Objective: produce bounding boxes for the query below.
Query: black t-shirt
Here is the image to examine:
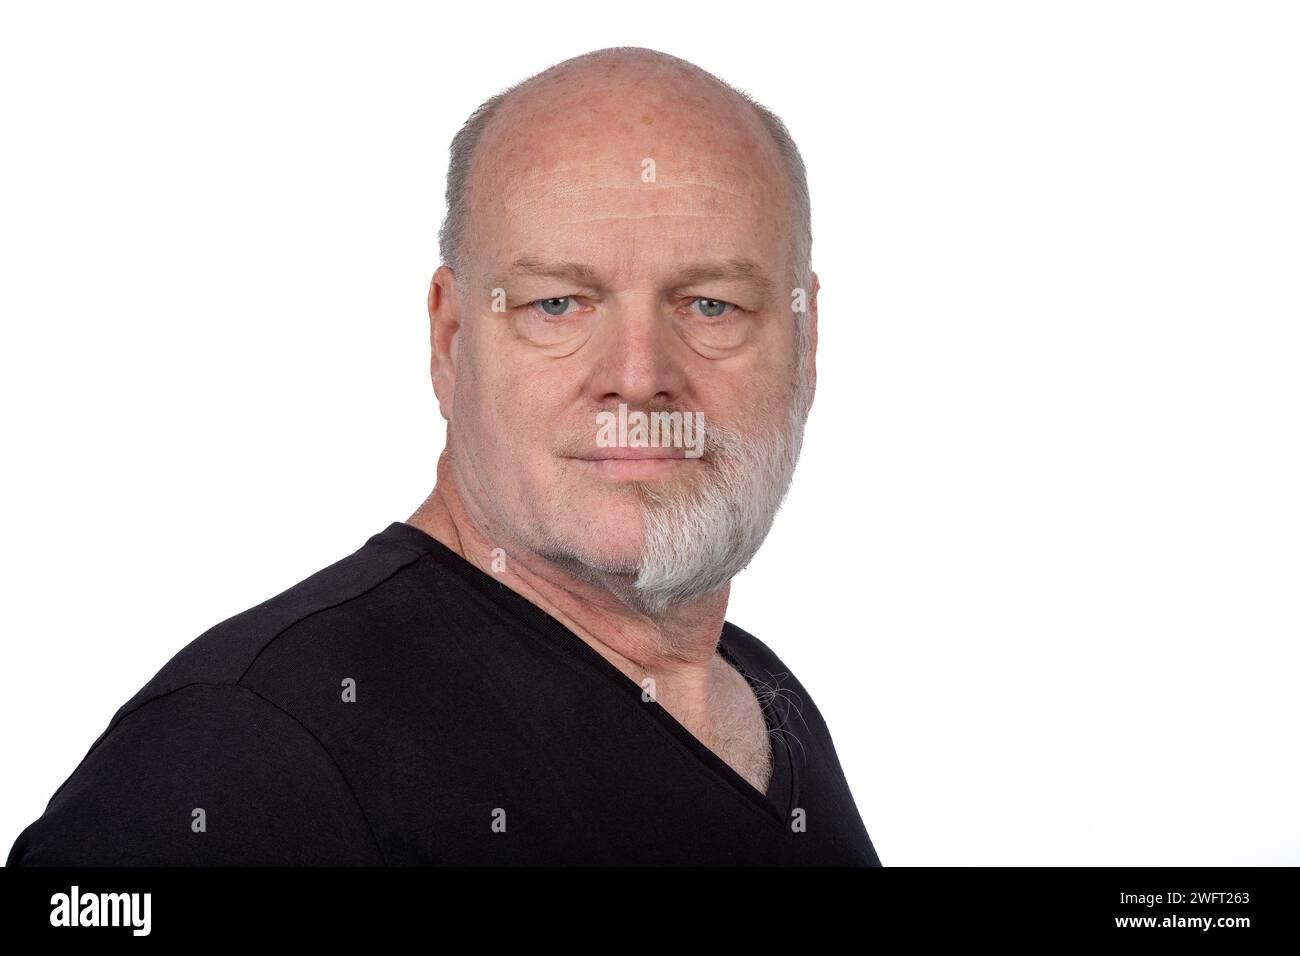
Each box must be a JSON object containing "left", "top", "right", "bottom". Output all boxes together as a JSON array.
[{"left": 7, "top": 521, "right": 882, "bottom": 866}]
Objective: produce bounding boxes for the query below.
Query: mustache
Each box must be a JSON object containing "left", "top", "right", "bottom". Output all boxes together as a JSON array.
[{"left": 555, "top": 404, "right": 746, "bottom": 459}]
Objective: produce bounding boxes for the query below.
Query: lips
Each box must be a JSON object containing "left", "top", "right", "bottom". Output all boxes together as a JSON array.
[
  {"left": 571, "top": 449, "right": 690, "bottom": 461},
  {"left": 565, "top": 451, "right": 701, "bottom": 481}
]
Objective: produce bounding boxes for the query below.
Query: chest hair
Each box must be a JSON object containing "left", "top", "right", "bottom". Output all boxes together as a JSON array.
[{"left": 702, "top": 657, "right": 774, "bottom": 795}]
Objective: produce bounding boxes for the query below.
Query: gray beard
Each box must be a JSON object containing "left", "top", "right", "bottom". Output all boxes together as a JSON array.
[{"left": 548, "top": 398, "right": 808, "bottom": 619}]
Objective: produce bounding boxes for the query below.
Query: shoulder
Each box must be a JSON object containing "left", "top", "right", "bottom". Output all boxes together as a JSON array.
[
  {"left": 66, "top": 521, "right": 478, "bottom": 771},
  {"left": 6, "top": 680, "right": 386, "bottom": 864},
  {"left": 80, "top": 521, "right": 442, "bottom": 776},
  {"left": 113, "top": 523, "right": 430, "bottom": 713},
  {"left": 6, "top": 523, "right": 439, "bottom": 865}
]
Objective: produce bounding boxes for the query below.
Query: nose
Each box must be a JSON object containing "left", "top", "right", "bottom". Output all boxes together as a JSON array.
[{"left": 585, "top": 291, "right": 688, "bottom": 410}]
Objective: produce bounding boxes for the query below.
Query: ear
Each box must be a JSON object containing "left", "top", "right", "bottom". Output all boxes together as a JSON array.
[
  {"left": 429, "top": 265, "right": 461, "bottom": 422},
  {"left": 806, "top": 270, "right": 819, "bottom": 410}
]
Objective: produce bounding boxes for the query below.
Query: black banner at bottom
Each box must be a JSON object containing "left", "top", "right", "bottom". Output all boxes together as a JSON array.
[{"left": 1, "top": 865, "right": 1294, "bottom": 943}]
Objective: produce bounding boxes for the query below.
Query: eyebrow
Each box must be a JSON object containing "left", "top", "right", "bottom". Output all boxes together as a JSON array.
[
  {"left": 488, "top": 256, "right": 775, "bottom": 300},
  {"left": 489, "top": 257, "right": 603, "bottom": 289}
]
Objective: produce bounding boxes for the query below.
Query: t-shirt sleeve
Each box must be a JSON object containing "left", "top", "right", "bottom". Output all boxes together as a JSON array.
[{"left": 6, "top": 682, "right": 385, "bottom": 866}]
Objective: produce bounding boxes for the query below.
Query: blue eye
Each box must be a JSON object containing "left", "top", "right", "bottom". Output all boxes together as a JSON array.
[
  {"left": 534, "top": 297, "right": 579, "bottom": 317},
  {"left": 691, "top": 297, "right": 736, "bottom": 318}
]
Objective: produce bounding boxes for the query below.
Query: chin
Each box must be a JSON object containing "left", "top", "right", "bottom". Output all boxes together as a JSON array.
[
  {"left": 540, "top": 507, "right": 646, "bottom": 573},
  {"left": 533, "top": 469, "right": 665, "bottom": 571}
]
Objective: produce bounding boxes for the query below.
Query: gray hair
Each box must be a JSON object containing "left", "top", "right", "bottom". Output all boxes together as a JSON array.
[{"left": 437, "top": 47, "right": 814, "bottom": 409}]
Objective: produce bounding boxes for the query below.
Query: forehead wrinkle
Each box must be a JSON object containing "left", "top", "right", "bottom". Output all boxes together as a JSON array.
[
  {"left": 500, "top": 159, "right": 768, "bottom": 178},
  {"left": 492, "top": 157, "right": 781, "bottom": 204},
  {"left": 550, "top": 213, "right": 743, "bottom": 229},
  {"left": 500, "top": 181, "right": 767, "bottom": 213},
  {"left": 484, "top": 255, "right": 775, "bottom": 303}
]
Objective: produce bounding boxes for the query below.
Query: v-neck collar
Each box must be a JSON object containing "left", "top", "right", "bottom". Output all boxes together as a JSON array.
[
  {"left": 716, "top": 636, "right": 796, "bottom": 823},
  {"left": 374, "top": 520, "right": 797, "bottom": 830}
]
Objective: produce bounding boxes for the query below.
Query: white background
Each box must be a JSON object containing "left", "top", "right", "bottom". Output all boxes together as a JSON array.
[{"left": 2, "top": 1, "right": 1296, "bottom": 866}]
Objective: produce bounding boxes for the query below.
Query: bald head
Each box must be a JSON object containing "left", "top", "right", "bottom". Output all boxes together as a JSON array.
[{"left": 438, "top": 47, "right": 811, "bottom": 297}]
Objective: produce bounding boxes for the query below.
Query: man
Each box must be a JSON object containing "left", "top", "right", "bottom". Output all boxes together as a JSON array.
[{"left": 8, "top": 47, "right": 881, "bottom": 865}]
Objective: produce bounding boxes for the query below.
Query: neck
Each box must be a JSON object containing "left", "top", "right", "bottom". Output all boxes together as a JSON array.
[{"left": 406, "top": 450, "right": 735, "bottom": 729}]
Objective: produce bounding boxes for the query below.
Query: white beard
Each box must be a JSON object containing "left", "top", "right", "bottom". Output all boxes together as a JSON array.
[{"left": 620, "top": 398, "right": 808, "bottom": 616}]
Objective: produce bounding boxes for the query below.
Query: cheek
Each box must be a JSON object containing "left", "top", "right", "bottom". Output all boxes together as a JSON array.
[
  {"left": 710, "top": 352, "right": 792, "bottom": 417},
  {"left": 468, "top": 378, "right": 562, "bottom": 484},
  {"left": 456, "top": 329, "right": 518, "bottom": 435}
]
